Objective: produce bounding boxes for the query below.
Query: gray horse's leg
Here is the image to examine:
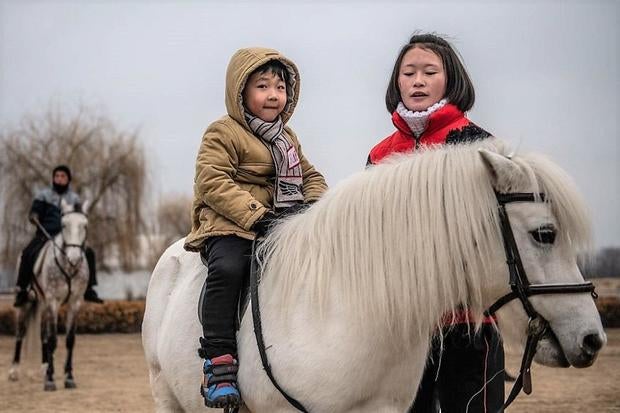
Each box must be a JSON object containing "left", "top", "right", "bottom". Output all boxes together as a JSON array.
[
  {"left": 64, "top": 312, "right": 77, "bottom": 389},
  {"left": 8, "top": 308, "right": 28, "bottom": 381},
  {"left": 41, "top": 319, "right": 48, "bottom": 365},
  {"left": 42, "top": 308, "right": 58, "bottom": 391}
]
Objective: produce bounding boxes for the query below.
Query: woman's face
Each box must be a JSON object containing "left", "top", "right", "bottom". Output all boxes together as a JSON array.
[{"left": 398, "top": 47, "right": 447, "bottom": 112}]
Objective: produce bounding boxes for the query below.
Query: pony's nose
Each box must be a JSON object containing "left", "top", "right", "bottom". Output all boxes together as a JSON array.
[{"left": 581, "top": 332, "right": 605, "bottom": 357}]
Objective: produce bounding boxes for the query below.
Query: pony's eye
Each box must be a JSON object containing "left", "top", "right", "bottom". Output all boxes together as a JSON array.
[{"left": 530, "top": 225, "right": 556, "bottom": 244}]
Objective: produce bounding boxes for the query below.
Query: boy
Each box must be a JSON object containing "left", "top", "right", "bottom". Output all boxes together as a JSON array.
[{"left": 184, "top": 47, "right": 327, "bottom": 408}]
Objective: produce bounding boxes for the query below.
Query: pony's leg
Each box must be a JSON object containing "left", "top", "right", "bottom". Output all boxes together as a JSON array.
[
  {"left": 8, "top": 308, "right": 27, "bottom": 381},
  {"left": 42, "top": 307, "right": 58, "bottom": 391},
  {"left": 149, "top": 370, "right": 185, "bottom": 413},
  {"left": 40, "top": 316, "right": 48, "bottom": 365},
  {"left": 64, "top": 311, "right": 77, "bottom": 389}
]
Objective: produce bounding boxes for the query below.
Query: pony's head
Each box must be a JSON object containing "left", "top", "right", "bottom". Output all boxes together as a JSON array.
[
  {"left": 479, "top": 147, "right": 605, "bottom": 368},
  {"left": 60, "top": 199, "right": 89, "bottom": 266},
  {"left": 261, "top": 139, "right": 605, "bottom": 367}
]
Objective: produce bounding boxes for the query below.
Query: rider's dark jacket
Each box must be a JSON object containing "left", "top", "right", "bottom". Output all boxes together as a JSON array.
[{"left": 30, "top": 187, "right": 81, "bottom": 237}]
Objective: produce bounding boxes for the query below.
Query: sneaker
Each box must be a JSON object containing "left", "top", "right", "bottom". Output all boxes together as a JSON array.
[
  {"left": 13, "top": 289, "right": 30, "bottom": 307},
  {"left": 200, "top": 354, "right": 241, "bottom": 408},
  {"left": 84, "top": 288, "right": 104, "bottom": 304}
]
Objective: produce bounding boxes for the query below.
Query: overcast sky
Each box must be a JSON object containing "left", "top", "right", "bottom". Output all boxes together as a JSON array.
[{"left": 0, "top": 0, "right": 618, "bottom": 248}]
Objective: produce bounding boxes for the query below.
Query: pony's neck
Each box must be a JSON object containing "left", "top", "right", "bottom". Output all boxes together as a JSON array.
[{"left": 260, "top": 142, "right": 508, "bottom": 344}]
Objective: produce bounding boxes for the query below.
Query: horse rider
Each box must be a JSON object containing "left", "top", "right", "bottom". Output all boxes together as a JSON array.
[{"left": 13, "top": 165, "right": 104, "bottom": 307}]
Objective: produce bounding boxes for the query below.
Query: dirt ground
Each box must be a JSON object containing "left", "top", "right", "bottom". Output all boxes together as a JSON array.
[{"left": 0, "top": 330, "right": 618, "bottom": 412}]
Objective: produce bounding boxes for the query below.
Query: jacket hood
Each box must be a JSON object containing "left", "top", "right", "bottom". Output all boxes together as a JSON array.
[{"left": 225, "top": 47, "right": 300, "bottom": 127}]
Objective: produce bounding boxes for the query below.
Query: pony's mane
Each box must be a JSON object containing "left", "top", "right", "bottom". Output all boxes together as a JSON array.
[{"left": 258, "top": 139, "right": 591, "bottom": 343}]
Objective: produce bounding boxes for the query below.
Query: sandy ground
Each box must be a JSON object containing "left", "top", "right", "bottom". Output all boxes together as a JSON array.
[{"left": 0, "top": 330, "right": 618, "bottom": 412}]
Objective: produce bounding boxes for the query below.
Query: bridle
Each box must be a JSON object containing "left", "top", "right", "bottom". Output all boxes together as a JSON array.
[
  {"left": 485, "top": 192, "right": 597, "bottom": 409},
  {"left": 56, "top": 211, "right": 88, "bottom": 304},
  {"left": 248, "top": 191, "right": 598, "bottom": 413},
  {"left": 44, "top": 211, "right": 88, "bottom": 305}
]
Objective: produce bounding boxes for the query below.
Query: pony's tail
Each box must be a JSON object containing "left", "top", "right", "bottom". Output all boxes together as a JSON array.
[{"left": 22, "top": 299, "right": 43, "bottom": 365}]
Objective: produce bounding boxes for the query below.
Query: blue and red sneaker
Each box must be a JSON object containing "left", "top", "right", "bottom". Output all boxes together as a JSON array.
[{"left": 200, "top": 354, "right": 241, "bottom": 408}]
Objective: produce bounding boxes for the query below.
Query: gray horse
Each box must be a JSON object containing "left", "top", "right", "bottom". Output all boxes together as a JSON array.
[{"left": 8, "top": 199, "right": 90, "bottom": 391}]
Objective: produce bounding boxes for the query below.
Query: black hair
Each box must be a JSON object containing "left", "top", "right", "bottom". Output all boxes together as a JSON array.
[
  {"left": 385, "top": 33, "right": 475, "bottom": 113},
  {"left": 250, "top": 60, "right": 289, "bottom": 84},
  {"left": 52, "top": 164, "right": 72, "bottom": 182}
]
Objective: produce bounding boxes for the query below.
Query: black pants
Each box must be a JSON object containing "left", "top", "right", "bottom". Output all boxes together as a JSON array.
[
  {"left": 199, "top": 235, "right": 253, "bottom": 359},
  {"left": 16, "top": 235, "right": 98, "bottom": 290},
  {"left": 16, "top": 235, "right": 48, "bottom": 290},
  {"left": 410, "top": 323, "right": 505, "bottom": 413},
  {"left": 84, "top": 246, "right": 97, "bottom": 287}
]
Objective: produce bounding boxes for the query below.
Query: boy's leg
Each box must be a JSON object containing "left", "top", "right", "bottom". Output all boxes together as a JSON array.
[
  {"left": 83, "top": 247, "right": 103, "bottom": 303},
  {"left": 436, "top": 323, "right": 505, "bottom": 413},
  {"left": 199, "top": 235, "right": 252, "bottom": 358},
  {"left": 14, "top": 235, "right": 47, "bottom": 307},
  {"left": 198, "top": 235, "right": 252, "bottom": 408}
]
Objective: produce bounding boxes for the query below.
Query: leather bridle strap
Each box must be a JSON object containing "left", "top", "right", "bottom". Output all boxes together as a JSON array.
[
  {"left": 503, "top": 317, "right": 548, "bottom": 407},
  {"left": 486, "top": 283, "right": 597, "bottom": 316},
  {"left": 53, "top": 242, "right": 85, "bottom": 305},
  {"left": 250, "top": 239, "right": 309, "bottom": 413},
  {"left": 494, "top": 193, "right": 543, "bottom": 318},
  {"left": 486, "top": 191, "right": 596, "bottom": 412}
]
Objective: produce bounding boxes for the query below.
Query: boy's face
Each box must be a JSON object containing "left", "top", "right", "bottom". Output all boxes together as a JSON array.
[{"left": 243, "top": 70, "right": 287, "bottom": 122}]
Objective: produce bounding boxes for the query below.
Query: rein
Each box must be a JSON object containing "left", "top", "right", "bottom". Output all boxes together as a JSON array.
[
  {"left": 485, "top": 192, "right": 597, "bottom": 410},
  {"left": 53, "top": 242, "right": 85, "bottom": 305},
  {"left": 250, "top": 239, "right": 309, "bottom": 413},
  {"left": 33, "top": 214, "right": 87, "bottom": 305},
  {"left": 247, "top": 193, "right": 596, "bottom": 413}
]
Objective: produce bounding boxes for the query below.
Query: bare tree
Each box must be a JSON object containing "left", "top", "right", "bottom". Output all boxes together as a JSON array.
[
  {"left": 581, "top": 247, "right": 620, "bottom": 279},
  {"left": 138, "top": 194, "right": 191, "bottom": 271},
  {"left": 0, "top": 106, "right": 147, "bottom": 273},
  {"left": 156, "top": 194, "right": 192, "bottom": 245},
  {"left": 593, "top": 248, "right": 620, "bottom": 278}
]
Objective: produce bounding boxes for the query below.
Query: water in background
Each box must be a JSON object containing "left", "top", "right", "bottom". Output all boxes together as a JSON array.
[
  {"left": 0, "top": 269, "right": 13, "bottom": 293},
  {"left": 0, "top": 268, "right": 151, "bottom": 299},
  {"left": 96, "top": 271, "right": 151, "bottom": 300}
]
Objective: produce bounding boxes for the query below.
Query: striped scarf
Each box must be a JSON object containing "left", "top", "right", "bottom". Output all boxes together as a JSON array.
[{"left": 244, "top": 112, "right": 304, "bottom": 208}]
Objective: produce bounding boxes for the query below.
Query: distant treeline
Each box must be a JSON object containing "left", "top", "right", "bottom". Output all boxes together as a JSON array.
[{"left": 581, "top": 247, "right": 620, "bottom": 279}]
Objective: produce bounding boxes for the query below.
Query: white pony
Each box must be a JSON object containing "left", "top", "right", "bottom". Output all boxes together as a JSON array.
[
  {"left": 9, "top": 200, "right": 90, "bottom": 391},
  {"left": 142, "top": 139, "right": 606, "bottom": 412}
]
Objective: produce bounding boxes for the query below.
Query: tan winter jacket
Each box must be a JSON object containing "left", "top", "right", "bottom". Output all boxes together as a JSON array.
[{"left": 184, "top": 47, "right": 328, "bottom": 251}]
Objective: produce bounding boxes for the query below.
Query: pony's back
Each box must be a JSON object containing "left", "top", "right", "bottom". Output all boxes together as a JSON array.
[{"left": 142, "top": 238, "right": 219, "bottom": 412}]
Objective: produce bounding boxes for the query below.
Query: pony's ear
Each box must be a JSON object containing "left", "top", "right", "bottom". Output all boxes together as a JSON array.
[
  {"left": 479, "top": 149, "right": 522, "bottom": 193},
  {"left": 81, "top": 200, "right": 90, "bottom": 215},
  {"left": 60, "top": 198, "right": 74, "bottom": 215}
]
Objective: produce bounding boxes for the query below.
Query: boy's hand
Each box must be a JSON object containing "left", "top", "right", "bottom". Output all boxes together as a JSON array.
[
  {"left": 252, "top": 211, "right": 278, "bottom": 237},
  {"left": 277, "top": 202, "right": 309, "bottom": 217}
]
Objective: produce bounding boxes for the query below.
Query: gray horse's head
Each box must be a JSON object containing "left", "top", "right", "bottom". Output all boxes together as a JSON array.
[{"left": 60, "top": 199, "right": 89, "bottom": 266}]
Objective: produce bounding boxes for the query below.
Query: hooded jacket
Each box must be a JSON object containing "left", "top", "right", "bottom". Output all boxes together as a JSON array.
[{"left": 184, "top": 47, "right": 328, "bottom": 251}]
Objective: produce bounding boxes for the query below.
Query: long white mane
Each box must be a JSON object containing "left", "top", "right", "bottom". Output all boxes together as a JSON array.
[{"left": 258, "top": 138, "right": 591, "bottom": 344}]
